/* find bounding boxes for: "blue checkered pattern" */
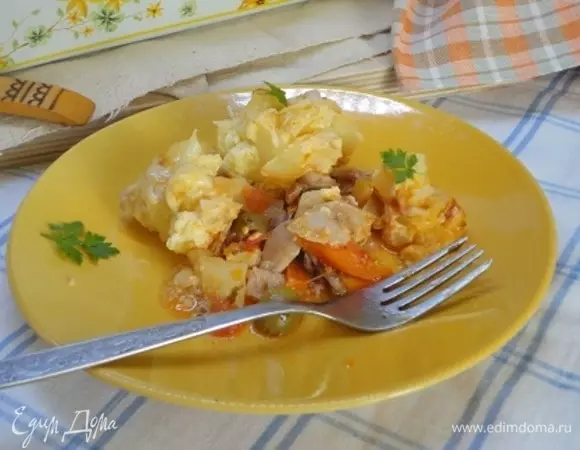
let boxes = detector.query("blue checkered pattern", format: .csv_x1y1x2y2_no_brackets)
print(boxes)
1,69,580,449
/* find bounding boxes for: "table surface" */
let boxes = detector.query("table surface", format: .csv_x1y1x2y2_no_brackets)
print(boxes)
1,68,579,450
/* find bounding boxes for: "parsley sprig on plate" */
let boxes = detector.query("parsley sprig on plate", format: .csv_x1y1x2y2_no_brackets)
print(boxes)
41,221,120,265
263,81,288,106
380,149,418,184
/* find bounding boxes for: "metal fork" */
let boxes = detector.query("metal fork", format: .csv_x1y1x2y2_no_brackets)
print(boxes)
0,237,491,389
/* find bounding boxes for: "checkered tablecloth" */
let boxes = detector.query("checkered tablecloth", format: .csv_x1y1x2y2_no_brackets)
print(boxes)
1,68,580,450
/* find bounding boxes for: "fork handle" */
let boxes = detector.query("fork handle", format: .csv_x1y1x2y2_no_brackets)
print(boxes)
0,302,307,389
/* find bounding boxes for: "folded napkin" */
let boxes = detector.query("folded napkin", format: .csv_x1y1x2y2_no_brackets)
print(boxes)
393,0,580,89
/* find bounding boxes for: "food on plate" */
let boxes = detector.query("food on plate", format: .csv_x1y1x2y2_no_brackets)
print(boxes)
120,83,467,338
41,221,120,265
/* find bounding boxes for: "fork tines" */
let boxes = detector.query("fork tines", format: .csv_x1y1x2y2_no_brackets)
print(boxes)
373,237,492,317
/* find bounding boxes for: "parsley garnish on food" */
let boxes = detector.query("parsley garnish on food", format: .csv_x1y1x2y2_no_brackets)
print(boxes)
41,221,120,265
380,149,418,184
263,81,288,106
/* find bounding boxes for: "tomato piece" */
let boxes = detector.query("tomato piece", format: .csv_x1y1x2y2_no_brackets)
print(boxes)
162,286,197,319
285,262,329,303
297,239,393,282
285,262,311,296
242,185,275,214
209,298,247,338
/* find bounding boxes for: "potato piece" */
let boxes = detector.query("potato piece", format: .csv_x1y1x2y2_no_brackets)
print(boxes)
226,250,261,267
221,142,261,180
166,196,242,253
214,119,241,155
187,249,212,270
372,167,396,202
212,176,248,202
279,99,336,137
362,234,404,273
199,256,248,307
261,131,342,184
362,194,385,229
381,214,415,249
160,130,209,168
331,113,362,162
245,109,289,165
352,178,374,206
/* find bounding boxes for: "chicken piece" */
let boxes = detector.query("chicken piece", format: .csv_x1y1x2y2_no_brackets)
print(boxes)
285,172,338,204
264,200,288,229
294,186,342,217
301,252,317,276
342,195,358,207
287,200,376,246
260,222,301,272
306,253,347,296
246,267,285,300
331,167,371,181
119,162,173,241
330,167,372,195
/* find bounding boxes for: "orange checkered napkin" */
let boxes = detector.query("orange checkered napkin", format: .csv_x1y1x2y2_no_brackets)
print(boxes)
392,0,580,90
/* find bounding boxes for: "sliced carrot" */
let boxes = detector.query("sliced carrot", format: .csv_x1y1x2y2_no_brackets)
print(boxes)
284,262,329,303
340,274,373,293
242,185,275,214
297,239,393,282
285,262,311,295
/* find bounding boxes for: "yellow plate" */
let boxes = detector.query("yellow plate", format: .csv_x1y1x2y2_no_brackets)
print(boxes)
6,86,557,413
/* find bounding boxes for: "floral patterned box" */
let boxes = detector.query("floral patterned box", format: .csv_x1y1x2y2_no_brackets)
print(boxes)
0,0,307,74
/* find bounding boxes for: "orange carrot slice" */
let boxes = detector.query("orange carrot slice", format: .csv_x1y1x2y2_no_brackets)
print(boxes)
242,185,275,214
297,239,393,282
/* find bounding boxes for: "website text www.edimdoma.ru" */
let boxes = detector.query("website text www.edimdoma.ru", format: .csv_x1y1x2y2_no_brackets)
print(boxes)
451,422,572,434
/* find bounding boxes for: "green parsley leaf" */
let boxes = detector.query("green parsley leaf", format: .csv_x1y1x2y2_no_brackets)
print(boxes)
48,221,85,237
41,221,119,265
263,81,288,106
82,232,120,262
380,149,418,184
